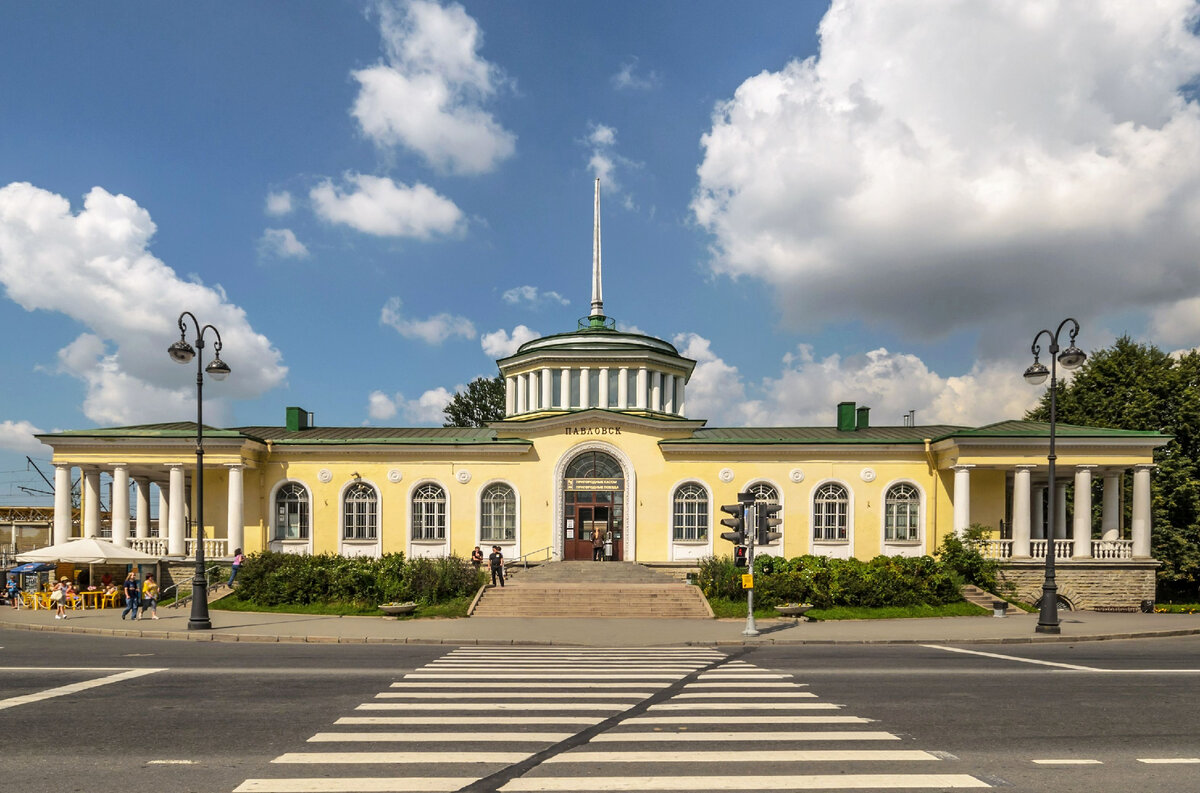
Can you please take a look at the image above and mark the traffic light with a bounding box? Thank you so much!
[756,502,782,546]
[719,502,746,546]
[733,545,747,568]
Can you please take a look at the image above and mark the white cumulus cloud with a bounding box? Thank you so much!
[311,174,463,239]
[258,228,309,259]
[351,0,516,174]
[380,296,475,345]
[693,0,1200,345]
[502,285,569,308]
[367,386,453,424]
[612,56,659,91]
[481,324,540,358]
[0,182,287,426]
[0,419,47,454]
[265,190,293,216]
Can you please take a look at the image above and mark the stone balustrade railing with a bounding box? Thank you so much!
[125,537,228,558]
[128,537,168,556]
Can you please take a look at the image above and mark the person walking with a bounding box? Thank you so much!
[6,577,19,610]
[121,571,140,620]
[488,545,505,587]
[592,529,604,561]
[51,577,67,619]
[227,548,244,588]
[471,545,483,572]
[140,573,160,620]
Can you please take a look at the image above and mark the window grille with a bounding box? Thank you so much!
[343,481,378,540]
[412,483,446,541]
[672,482,708,541]
[275,482,309,540]
[884,483,920,542]
[480,483,516,542]
[813,482,848,541]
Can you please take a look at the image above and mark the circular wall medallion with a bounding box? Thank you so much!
[456,470,472,484]
[718,468,734,483]
[387,469,402,483]
[789,468,804,483]
[860,467,877,483]
[317,468,332,483]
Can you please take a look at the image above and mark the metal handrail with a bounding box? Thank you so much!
[511,545,553,569]
[163,563,225,607]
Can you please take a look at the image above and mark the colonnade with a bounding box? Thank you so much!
[952,463,1153,558]
[51,461,244,558]
[506,366,687,417]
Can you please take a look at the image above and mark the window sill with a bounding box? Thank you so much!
[884,540,922,545]
[812,540,849,545]
[671,539,709,545]
[410,538,447,544]
[272,538,310,544]
[343,538,379,544]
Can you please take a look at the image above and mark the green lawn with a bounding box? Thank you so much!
[1154,602,1200,614]
[708,597,989,620]
[209,593,473,618]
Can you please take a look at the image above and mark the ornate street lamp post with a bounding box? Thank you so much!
[1024,318,1086,634]
[168,311,230,631]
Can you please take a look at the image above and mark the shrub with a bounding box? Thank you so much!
[697,555,743,600]
[744,553,962,609]
[936,523,1001,592]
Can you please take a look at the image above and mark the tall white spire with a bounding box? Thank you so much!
[590,178,604,318]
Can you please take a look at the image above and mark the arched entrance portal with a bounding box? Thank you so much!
[562,450,625,561]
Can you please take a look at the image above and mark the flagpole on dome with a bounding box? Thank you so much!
[586,178,613,330]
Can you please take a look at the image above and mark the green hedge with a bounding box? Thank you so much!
[234,551,485,607]
[698,553,962,609]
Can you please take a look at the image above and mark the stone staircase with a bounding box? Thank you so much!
[470,561,713,619]
[961,584,1020,613]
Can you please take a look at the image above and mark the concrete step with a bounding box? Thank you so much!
[961,584,1011,612]
[471,580,712,619]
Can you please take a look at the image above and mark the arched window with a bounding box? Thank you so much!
[672,483,708,541]
[274,482,309,540]
[480,483,516,543]
[343,482,377,540]
[885,483,920,542]
[813,482,849,541]
[748,481,781,544]
[412,483,447,541]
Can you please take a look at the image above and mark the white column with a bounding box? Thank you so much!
[617,367,629,409]
[560,367,570,409]
[1054,482,1068,539]
[662,373,674,413]
[580,366,590,408]
[134,477,151,539]
[636,367,648,409]
[1031,485,1045,539]
[650,371,662,412]
[505,376,515,416]
[168,464,186,556]
[1101,472,1121,541]
[952,464,974,536]
[53,463,72,545]
[1073,466,1095,558]
[1131,464,1153,558]
[675,376,686,416]
[599,368,610,409]
[541,367,553,410]
[1012,465,1034,558]
[110,464,130,547]
[226,463,244,556]
[516,373,527,414]
[157,481,169,540]
[83,468,100,538]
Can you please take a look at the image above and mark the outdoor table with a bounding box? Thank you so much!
[80,591,104,609]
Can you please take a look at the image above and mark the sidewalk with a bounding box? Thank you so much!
[3,603,1199,646]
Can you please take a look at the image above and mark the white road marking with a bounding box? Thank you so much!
[388,681,670,689]
[648,702,826,710]
[0,668,165,711]
[146,760,196,765]
[920,645,1100,670]
[1137,758,1200,763]
[624,715,864,725]
[376,691,650,699]
[357,702,632,711]
[1031,759,1103,765]
[403,673,683,679]
[673,691,815,698]
[546,749,936,762]
[336,716,603,726]
[309,732,568,742]
[592,731,900,742]
[273,751,528,764]
[235,778,475,792]
[684,682,804,688]
[499,774,991,790]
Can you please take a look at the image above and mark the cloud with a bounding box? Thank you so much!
[367,386,453,424]
[265,191,293,216]
[502,285,569,308]
[612,57,659,91]
[0,419,46,454]
[692,0,1200,344]
[380,296,475,344]
[673,332,1036,428]
[481,324,540,358]
[351,0,515,174]
[311,174,463,238]
[0,182,286,426]
[258,228,309,259]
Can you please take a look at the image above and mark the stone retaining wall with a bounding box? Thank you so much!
[1000,560,1159,610]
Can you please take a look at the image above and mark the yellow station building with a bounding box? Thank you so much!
[36,184,1168,609]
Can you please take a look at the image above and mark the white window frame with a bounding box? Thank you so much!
[479,480,519,545]
[268,479,314,554]
[672,482,709,542]
[273,480,311,541]
[341,480,379,541]
[880,478,925,556]
[811,480,851,545]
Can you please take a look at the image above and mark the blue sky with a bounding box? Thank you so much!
[2,0,1200,505]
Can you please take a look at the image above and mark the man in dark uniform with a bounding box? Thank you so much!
[488,545,505,587]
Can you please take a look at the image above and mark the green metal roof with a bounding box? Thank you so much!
[662,425,967,445]
[39,423,527,446]
[948,420,1169,440]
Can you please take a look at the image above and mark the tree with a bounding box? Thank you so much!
[443,376,506,427]
[1026,336,1200,599]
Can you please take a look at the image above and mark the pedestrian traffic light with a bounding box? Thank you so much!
[733,545,747,567]
[756,502,782,546]
[719,502,746,545]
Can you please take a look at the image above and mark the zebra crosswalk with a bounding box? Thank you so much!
[233,647,992,792]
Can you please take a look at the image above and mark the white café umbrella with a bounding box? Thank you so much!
[17,537,159,565]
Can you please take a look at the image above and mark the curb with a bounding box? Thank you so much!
[2,617,1199,646]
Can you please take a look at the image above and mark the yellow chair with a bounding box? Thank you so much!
[65,592,83,610]
[101,589,121,609]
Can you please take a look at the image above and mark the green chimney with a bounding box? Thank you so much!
[836,402,856,432]
[285,406,310,432]
[856,406,870,430]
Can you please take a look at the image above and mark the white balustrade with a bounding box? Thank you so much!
[1091,539,1134,560]
[128,537,168,557]
[186,537,228,559]
[1029,539,1074,559]
[979,539,1013,559]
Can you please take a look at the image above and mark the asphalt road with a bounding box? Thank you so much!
[2,630,1198,793]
